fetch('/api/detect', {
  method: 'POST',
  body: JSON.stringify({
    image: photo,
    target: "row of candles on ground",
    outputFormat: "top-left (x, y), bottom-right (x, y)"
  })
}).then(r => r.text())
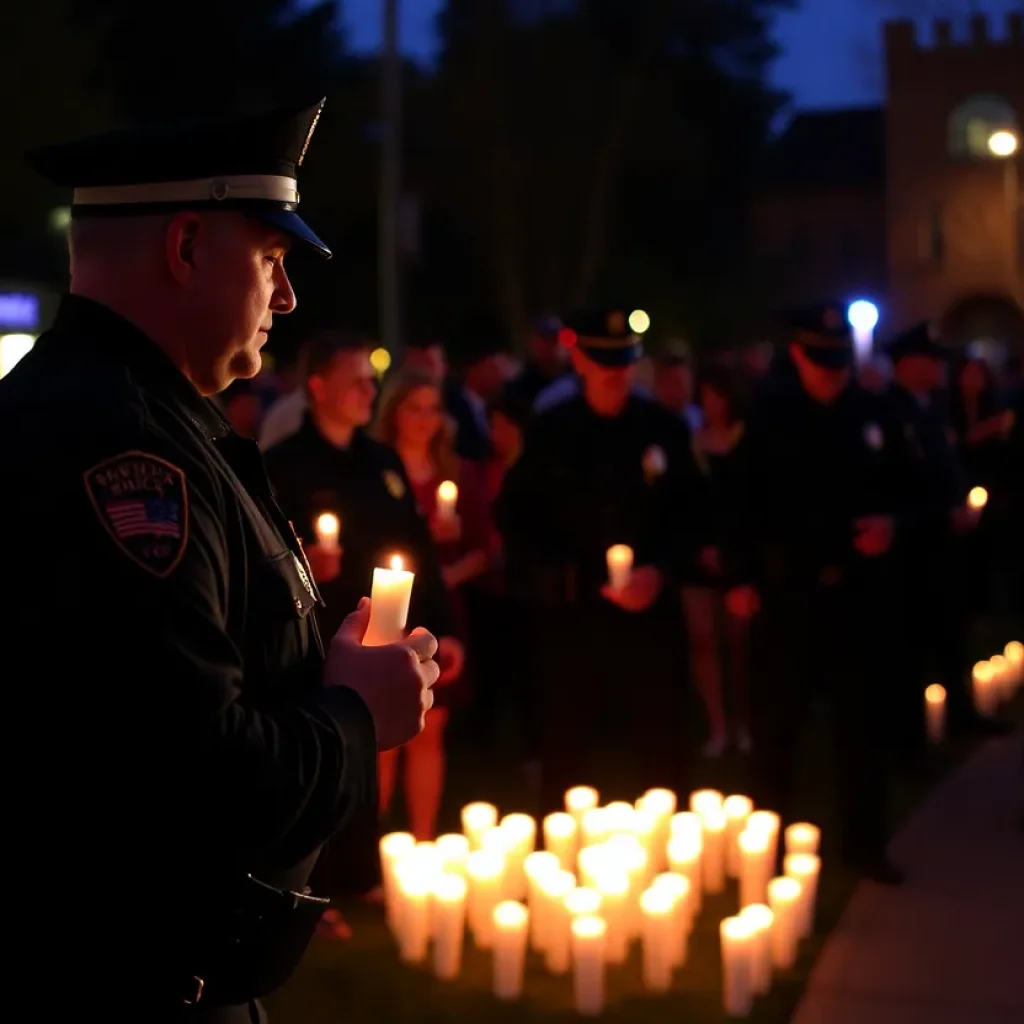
top-left (379, 787), bottom-right (822, 1017)
top-left (924, 641), bottom-right (1023, 742)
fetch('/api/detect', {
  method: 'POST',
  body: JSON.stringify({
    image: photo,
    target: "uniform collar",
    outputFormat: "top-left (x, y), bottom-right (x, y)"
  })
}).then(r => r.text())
top-left (52, 294), bottom-right (230, 439)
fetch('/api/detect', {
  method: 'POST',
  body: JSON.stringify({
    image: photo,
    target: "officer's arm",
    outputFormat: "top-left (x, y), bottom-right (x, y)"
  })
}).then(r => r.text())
top-left (494, 419), bottom-right (563, 559)
top-left (67, 448), bottom-right (375, 867)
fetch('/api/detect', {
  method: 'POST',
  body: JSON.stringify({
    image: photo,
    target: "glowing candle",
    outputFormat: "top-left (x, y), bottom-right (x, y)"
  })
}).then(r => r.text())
top-left (637, 788), bottom-right (677, 873)
top-left (784, 823), bottom-right (820, 858)
top-left (746, 810), bottom-right (781, 872)
top-left (702, 805), bottom-right (728, 894)
top-left (540, 870), bottom-right (577, 974)
top-left (720, 915), bottom-right (755, 1017)
top-left (651, 872), bottom-right (693, 966)
top-left (492, 901), bottom-right (529, 1001)
top-left (394, 861), bottom-right (432, 963)
top-left (606, 544), bottom-right (634, 591)
top-left (603, 800), bottom-right (636, 836)
top-left (766, 876), bottom-right (801, 970)
top-left (784, 853), bottom-right (820, 939)
top-left (432, 873), bottom-right (468, 980)
top-left (524, 851), bottom-right (561, 951)
top-left (461, 801), bottom-right (498, 850)
top-left (967, 486), bottom-right (988, 511)
top-left (581, 807), bottom-right (612, 847)
top-left (593, 871), bottom-right (631, 964)
top-left (925, 684), bottom-right (946, 745)
top-left (436, 479), bottom-right (459, 521)
top-left (572, 915), bottom-right (608, 1017)
top-left (632, 808), bottom-right (661, 875)
top-left (1005, 641), bottom-right (1023, 691)
top-left (972, 661), bottom-right (997, 717)
top-left (640, 886), bottom-right (676, 992)
top-left (465, 850), bottom-right (505, 948)
top-left (989, 655), bottom-right (1010, 702)
top-left (314, 511), bottom-right (340, 552)
top-left (740, 903), bottom-right (774, 995)
top-left (379, 832), bottom-right (416, 934)
top-left (724, 795), bottom-right (753, 878)
top-left (565, 785), bottom-right (600, 828)
top-left (500, 813), bottom-right (537, 901)
top-left (578, 844), bottom-right (613, 890)
top-left (436, 833), bottom-right (470, 877)
top-left (738, 828), bottom-right (772, 908)
top-left (543, 812), bottom-right (578, 872)
top-left (667, 832), bottom-right (703, 913)
top-left (670, 811), bottom-right (704, 844)
top-left (638, 788), bottom-right (677, 818)
top-left (362, 554), bottom-right (415, 646)
top-left (690, 789), bottom-right (724, 817)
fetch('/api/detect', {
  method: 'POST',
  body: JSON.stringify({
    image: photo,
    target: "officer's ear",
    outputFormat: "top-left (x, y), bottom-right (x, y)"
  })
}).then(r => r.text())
top-left (165, 213), bottom-right (203, 281)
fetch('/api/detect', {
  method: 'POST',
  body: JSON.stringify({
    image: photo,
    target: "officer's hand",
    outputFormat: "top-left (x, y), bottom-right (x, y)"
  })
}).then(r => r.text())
top-left (950, 505), bottom-right (980, 536)
top-left (305, 542), bottom-right (342, 584)
top-left (428, 512), bottom-right (463, 546)
top-left (601, 565), bottom-right (664, 612)
top-left (326, 599), bottom-right (440, 751)
top-left (436, 636), bottom-right (466, 685)
top-left (853, 515), bottom-right (895, 557)
top-left (725, 585), bottom-right (760, 619)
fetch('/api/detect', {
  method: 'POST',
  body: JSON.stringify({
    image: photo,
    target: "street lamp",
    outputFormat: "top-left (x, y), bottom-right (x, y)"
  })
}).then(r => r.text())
top-left (847, 299), bottom-right (879, 368)
top-left (987, 129), bottom-right (1019, 158)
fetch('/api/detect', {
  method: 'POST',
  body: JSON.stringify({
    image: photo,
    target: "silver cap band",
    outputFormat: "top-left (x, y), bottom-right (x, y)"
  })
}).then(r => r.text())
top-left (73, 173), bottom-right (299, 207)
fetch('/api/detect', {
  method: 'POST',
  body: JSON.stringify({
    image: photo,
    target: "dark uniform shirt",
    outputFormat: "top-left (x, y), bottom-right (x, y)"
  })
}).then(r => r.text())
top-left (264, 419), bottom-right (455, 642)
top-left (0, 297), bottom-right (376, 1001)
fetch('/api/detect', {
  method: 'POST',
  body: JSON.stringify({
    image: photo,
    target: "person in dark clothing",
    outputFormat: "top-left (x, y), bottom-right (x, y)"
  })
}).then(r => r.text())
top-left (1, 100), bottom-right (438, 1021)
top-left (503, 314), bottom-right (572, 410)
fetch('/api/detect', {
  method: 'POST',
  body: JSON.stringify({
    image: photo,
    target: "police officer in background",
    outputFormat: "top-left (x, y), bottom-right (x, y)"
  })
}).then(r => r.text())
top-left (728, 304), bottom-right (916, 885)
top-left (497, 308), bottom-right (707, 812)
top-left (0, 100), bottom-right (439, 1020)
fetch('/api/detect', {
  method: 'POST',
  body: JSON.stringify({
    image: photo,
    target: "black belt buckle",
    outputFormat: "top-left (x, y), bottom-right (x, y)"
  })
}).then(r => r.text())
top-left (183, 975), bottom-right (204, 1006)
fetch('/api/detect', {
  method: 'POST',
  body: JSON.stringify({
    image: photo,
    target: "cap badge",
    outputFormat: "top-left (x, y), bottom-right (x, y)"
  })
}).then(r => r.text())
top-left (606, 311), bottom-right (626, 334)
top-left (642, 445), bottom-right (667, 482)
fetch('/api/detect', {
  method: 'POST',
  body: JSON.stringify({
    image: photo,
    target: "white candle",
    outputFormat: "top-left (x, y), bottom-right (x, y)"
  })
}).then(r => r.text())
top-left (394, 861), bottom-right (432, 963)
top-left (972, 661), bottom-right (997, 717)
top-left (314, 511), bottom-right (340, 552)
top-left (989, 655), bottom-right (1010, 702)
top-left (379, 831), bottom-right (416, 934)
top-left (500, 813), bottom-right (537, 901)
top-left (604, 800), bottom-right (636, 836)
top-left (720, 915), bottom-right (755, 1017)
top-left (632, 808), bottom-right (661, 874)
top-left (461, 801), bottom-right (498, 850)
top-left (738, 828), bottom-right (772, 908)
top-left (362, 554), bottom-right (415, 646)
top-left (746, 810), bottom-right (781, 872)
top-left (784, 823), bottom-right (821, 858)
top-left (578, 844), bottom-right (613, 890)
top-left (581, 807), bottom-right (612, 847)
top-left (432, 873), bottom-right (467, 980)
top-left (924, 684), bottom-right (946, 745)
top-left (638, 788), bottom-right (678, 818)
top-left (565, 785), bottom-right (600, 828)
top-left (1005, 641), bottom-right (1023, 691)
top-left (651, 872), bottom-right (693, 966)
top-left (540, 870), bottom-right (577, 973)
top-left (667, 832), bottom-right (703, 913)
top-left (606, 544), bottom-right (634, 591)
top-left (637, 789), bottom-right (677, 872)
top-left (524, 851), bottom-right (561, 951)
top-left (465, 850), bottom-right (505, 948)
top-left (967, 486), bottom-right (988, 511)
top-left (572, 915), bottom-right (608, 1017)
top-left (565, 886), bottom-right (603, 921)
top-left (766, 876), bottom-right (802, 970)
top-left (739, 903), bottom-right (774, 995)
top-left (492, 901), bottom-right (529, 1001)
top-left (436, 479), bottom-right (459, 521)
top-left (436, 833), bottom-right (470, 877)
top-left (690, 789), bottom-right (724, 817)
top-left (784, 853), bottom-right (820, 939)
top-left (702, 805), bottom-right (728, 894)
top-left (640, 886), bottom-right (676, 992)
top-left (670, 811), bottom-right (704, 845)
top-left (593, 871), bottom-right (631, 964)
top-left (724, 795), bottom-right (753, 878)
top-left (543, 811), bottom-right (578, 872)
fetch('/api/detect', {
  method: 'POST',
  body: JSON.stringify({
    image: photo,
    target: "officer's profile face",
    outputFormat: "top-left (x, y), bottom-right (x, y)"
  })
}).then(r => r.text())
top-left (168, 212), bottom-right (296, 394)
top-left (789, 343), bottom-right (851, 404)
top-left (395, 384), bottom-right (445, 449)
top-left (572, 347), bottom-right (633, 414)
top-left (308, 349), bottom-right (378, 428)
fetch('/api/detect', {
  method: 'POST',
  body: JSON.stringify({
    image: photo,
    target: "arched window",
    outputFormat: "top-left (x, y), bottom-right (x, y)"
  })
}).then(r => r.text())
top-left (948, 94), bottom-right (1018, 159)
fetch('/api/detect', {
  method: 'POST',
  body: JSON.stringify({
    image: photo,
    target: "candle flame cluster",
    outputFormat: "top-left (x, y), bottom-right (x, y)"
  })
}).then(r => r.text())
top-left (971, 642), bottom-right (1022, 721)
top-left (380, 786), bottom-right (823, 1016)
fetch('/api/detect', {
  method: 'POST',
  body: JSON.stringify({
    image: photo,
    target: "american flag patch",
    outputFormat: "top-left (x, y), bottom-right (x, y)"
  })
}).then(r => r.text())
top-left (105, 499), bottom-right (182, 540)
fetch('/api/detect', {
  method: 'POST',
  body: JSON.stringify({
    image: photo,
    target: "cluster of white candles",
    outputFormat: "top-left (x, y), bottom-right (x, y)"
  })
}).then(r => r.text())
top-left (379, 787), bottom-right (822, 1017)
top-left (971, 642), bottom-right (1023, 720)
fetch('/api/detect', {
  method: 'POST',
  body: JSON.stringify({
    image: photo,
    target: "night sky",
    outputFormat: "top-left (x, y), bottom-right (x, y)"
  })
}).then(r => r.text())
top-left (337, 0), bottom-right (1023, 110)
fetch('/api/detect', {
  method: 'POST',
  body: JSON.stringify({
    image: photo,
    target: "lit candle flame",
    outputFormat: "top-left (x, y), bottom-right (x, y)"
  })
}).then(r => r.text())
top-left (390, 554), bottom-right (404, 572)
top-left (968, 486), bottom-right (988, 511)
top-left (438, 480), bottom-right (458, 502)
top-left (925, 683), bottom-right (946, 705)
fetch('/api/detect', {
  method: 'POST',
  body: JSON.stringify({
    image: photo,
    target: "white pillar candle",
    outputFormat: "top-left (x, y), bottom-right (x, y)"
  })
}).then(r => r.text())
top-left (720, 915), bottom-right (755, 1017)
top-left (593, 871), bottom-right (631, 964)
top-left (1005, 641), bottom-right (1023, 691)
top-left (540, 870), bottom-right (577, 973)
top-left (690, 789), bottom-right (724, 817)
top-left (746, 811), bottom-right (781, 873)
top-left (465, 850), bottom-right (505, 948)
top-left (432, 873), bottom-right (468, 980)
top-left (581, 807), bottom-right (612, 847)
top-left (651, 872), bottom-right (693, 966)
top-left (632, 808), bottom-right (661, 879)
top-left (394, 861), bottom-right (433, 963)
top-left (565, 886), bottom-right (603, 920)
top-left (524, 851), bottom-right (561, 951)
top-left (603, 800), bottom-right (636, 836)
top-left (436, 833), bottom-right (470, 877)
top-left (379, 832), bottom-right (416, 933)
top-left (738, 828), bottom-right (772, 908)
top-left (572, 915), bottom-right (608, 1017)
top-left (702, 805), bottom-right (728, 894)
top-left (766, 876), bottom-right (802, 970)
top-left (543, 811), bottom-right (578, 872)
top-left (500, 813), bottom-right (537, 901)
top-left (638, 787), bottom-right (678, 817)
top-left (739, 903), bottom-right (774, 995)
top-left (924, 684), bottom-right (946, 745)
top-left (667, 832), bottom-right (703, 913)
top-left (784, 823), bottom-right (821, 858)
top-left (362, 554), bottom-right (415, 646)
top-left (492, 901), bottom-right (529, 1001)
top-left (784, 853), bottom-right (820, 939)
top-left (606, 544), bottom-right (634, 591)
top-left (670, 811), bottom-right (704, 845)
top-left (972, 660), bottom-right (996, 717)
top-left (314, 511), bottom-right (340, 552)
top-left (637, 788), bottom-right (677, 872)
top-left (436, 479), bottom-right (459, 521)
top-left (578, 844), bottom-right (613, 890)
top-left (461, 801), bottom-right (498, 850)
top-left (565, 785), bottom-right (600, 828)
top-left (724, 795), bottom-right (753, 878)
top-left (640, 886), bottom-right (676, 993)
top-left (989, 655), bottom-right (1010, 702)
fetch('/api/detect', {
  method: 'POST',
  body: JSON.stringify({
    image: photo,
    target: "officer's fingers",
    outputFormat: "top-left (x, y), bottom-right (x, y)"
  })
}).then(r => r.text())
top-left (418, 657), bottom-right (441, 690)
top-left (422, 687), bottom-right (435, 713)
top-left (402, 627), bottom-right (439, 663)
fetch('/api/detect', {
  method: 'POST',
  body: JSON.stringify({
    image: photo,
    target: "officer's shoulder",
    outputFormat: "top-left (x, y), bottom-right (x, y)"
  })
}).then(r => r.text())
top-left (361, 433), bottom-right (406, 472)
top-left (633, 394), bottom-right (690, 436)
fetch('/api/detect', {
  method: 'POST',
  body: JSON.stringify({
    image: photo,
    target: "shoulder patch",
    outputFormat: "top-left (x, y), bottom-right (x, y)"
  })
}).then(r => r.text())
top-left (83, 450), bottom-right (188, 578)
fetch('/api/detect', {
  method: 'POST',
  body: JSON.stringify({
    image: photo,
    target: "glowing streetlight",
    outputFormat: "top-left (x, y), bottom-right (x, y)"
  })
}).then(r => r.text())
top-left (628, 309), bottom-right (651, 334)
top-left (987, 129), bottom-right (1019, 158)
top-left (847, 300), bottom-right (879, 368)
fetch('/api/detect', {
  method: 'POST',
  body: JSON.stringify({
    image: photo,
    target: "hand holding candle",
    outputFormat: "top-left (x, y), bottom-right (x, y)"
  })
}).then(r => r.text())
top-left (362, 554), bottom-right (415, 647)
top-left (606, 544), bottom-right (634, 591)
top-left (314, 511), bottom-right (341, 552)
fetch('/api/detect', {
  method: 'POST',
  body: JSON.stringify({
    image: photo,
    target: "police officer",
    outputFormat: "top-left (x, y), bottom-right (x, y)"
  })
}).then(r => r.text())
top-left (728, 304), bottom-right (915, 885)
top-left (0, 100), bottom-right (439, 1020)
top-left (497, 308), bottom-right (707, 813)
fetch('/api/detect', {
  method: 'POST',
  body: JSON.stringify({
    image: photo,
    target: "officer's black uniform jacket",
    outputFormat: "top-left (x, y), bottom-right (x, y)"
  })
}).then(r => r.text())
top-left (0, 296), bottom-right (376, 986)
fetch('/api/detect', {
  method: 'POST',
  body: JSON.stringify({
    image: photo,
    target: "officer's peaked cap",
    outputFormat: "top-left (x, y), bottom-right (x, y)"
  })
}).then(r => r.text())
top-left (562, 307), bottom-right (642, 368)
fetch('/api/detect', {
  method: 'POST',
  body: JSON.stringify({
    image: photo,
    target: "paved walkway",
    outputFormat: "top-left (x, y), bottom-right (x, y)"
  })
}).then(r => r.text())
top-left (792, 734), bottom-right (1024, 1024)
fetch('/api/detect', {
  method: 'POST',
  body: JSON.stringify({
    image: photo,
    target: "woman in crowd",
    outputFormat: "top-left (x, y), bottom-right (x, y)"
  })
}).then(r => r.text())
top-left (372, 369), bottom-right (493, 839)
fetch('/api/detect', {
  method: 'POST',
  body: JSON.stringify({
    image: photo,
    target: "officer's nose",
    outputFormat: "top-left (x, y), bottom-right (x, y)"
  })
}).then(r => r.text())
top-left (271, 264), bottom-right (298, 315)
